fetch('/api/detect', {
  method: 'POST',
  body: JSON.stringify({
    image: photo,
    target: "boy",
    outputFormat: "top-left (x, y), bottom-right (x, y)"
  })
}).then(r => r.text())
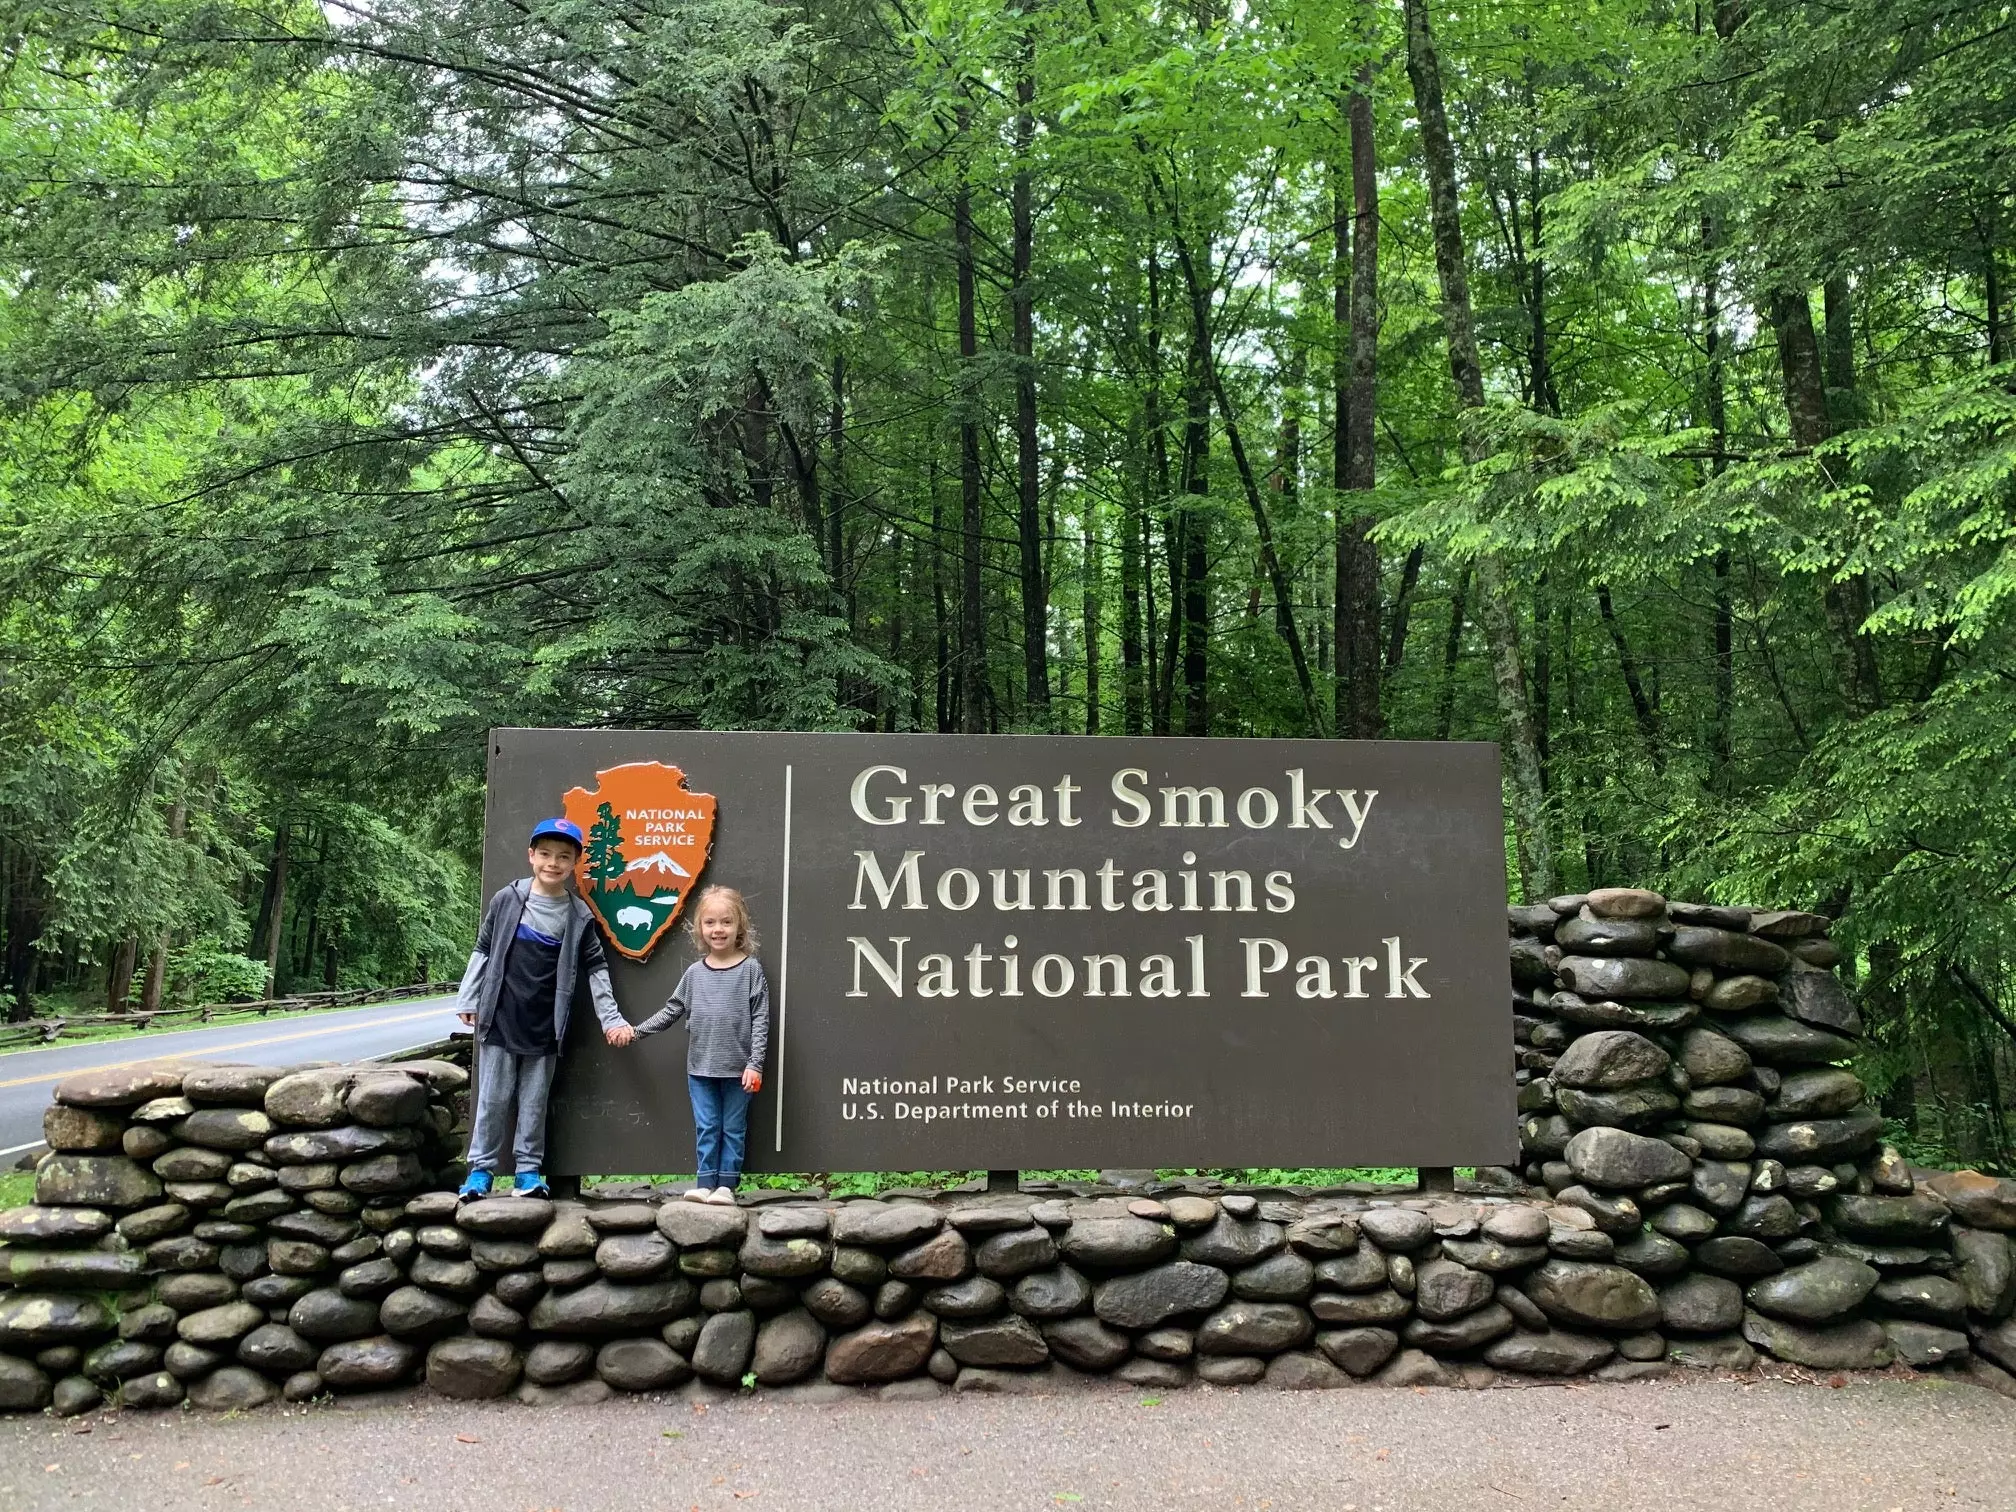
top-left (453, 817), bottom-right (636, 1200)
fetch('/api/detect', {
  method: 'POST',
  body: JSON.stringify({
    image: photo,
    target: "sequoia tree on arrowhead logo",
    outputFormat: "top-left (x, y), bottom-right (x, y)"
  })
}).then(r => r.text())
top-left (560, 762), bottom-right (717, 961)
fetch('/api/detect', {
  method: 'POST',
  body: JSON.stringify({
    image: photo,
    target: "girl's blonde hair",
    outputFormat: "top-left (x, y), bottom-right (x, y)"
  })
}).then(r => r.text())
top-left (687, 885), bottom-right (758, 954)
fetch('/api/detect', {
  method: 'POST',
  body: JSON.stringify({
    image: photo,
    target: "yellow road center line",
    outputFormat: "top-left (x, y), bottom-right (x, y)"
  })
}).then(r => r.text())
top-left (0, 999), bottom-right (456, 1066)
top-left (0, 1007), bottom-right (456, 1091)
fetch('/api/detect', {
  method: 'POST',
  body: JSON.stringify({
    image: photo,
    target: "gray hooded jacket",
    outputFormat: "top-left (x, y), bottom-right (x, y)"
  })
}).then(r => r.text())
top-left (453, 880), bottom-right (627, 1051)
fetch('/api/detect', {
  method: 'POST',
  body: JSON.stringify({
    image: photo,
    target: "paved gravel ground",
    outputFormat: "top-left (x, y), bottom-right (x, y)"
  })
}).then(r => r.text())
top-left (3, 1374), bottom-right (2011, 1512)
top-left (0, 997), bottom-right (461, 1156)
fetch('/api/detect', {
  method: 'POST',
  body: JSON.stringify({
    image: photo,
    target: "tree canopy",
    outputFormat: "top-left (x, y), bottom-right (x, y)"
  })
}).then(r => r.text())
top-left (1, 0), bottom-right (2011, 1166)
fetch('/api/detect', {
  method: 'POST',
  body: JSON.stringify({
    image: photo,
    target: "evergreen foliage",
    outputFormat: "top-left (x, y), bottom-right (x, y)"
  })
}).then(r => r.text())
top-left (0, 0), bottom-right (2009, 1163)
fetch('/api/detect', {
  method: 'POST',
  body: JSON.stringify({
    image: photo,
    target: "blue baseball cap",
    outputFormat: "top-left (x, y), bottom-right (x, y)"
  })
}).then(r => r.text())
top-left (529, 817), bottom-right (585, 849)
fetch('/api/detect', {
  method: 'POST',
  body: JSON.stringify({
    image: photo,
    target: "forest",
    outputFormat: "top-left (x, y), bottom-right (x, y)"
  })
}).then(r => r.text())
top-left (0, 0), bottom-right (2011, 1169)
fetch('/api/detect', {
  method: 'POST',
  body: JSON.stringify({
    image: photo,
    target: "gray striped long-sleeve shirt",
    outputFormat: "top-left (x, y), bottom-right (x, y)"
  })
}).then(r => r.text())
top-left (635, 956), bottom-right (770, 1077)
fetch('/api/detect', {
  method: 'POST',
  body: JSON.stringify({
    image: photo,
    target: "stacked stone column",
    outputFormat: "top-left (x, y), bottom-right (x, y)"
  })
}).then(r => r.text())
top-left (1513, 888), bottom-right (2016, 1372)
top-left (0, 1059), bottom-right (464, 1413)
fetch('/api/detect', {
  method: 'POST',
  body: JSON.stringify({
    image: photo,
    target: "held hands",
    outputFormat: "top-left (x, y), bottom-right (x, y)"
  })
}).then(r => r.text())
top-left (605, 1024), bottom-right (637, 1048)
top-left (741, 1067), bottom-right (762, 1094)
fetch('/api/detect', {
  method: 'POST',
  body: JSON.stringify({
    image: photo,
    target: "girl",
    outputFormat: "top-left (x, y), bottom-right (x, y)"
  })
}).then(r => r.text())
top-left (635, 885), bottom-right (769, 1205)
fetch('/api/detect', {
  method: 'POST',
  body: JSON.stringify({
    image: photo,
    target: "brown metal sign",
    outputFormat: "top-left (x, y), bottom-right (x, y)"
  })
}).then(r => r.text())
top-left (483, 730), bottom-right (1516, 1174)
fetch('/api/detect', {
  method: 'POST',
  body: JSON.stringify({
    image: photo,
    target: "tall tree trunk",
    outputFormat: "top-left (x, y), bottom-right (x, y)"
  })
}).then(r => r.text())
top-left (1526, 145), bottom-right (1559, 416)
top-left (955, 142), bottom-right (988, 735)
top-left (1866, 944), bottom-right (1915, 1131)
top-left (1711, 549), bottom-right (1734, 769)
top-left (826, 352), bottom-right (854, 715)
top-left (1161, 516), bottom-right (1185, 732)
top-left (300, 887), bottom-right (321, 984)
top-left (1384, 546), bottom-right (1425, 677)
top-left (1012, 21), bottom-right (1050, 727)
top-left (139, 933), bottom-right (171, 1014)
top-left (1435, 568), bottom-right (1471, 741)
top-left (1276, 348), bottom-right (1302, 505)
top-left (4, 843), bottom-right (42, 1021)
top-left (260, 822), bottom-right (290, 998)
top-left (1403, 0), bottom-right (1556, 896)
top-left (1146, 248), bottom-right (1176, 735)
top-left (932, 475), bottom-right (951, 733)
top-left (1181, 342), bottom-right (1211, 736)
top-left (1140, 166), bottom-right (1214, 733)
top-left (1044, 448), bottom-right (1064, 705)
top-left (1975, 197), bottom-right (2007, 365)
top-left (1704, 230), bottom-right (1733, 775)
top-left (1597, 586), bottom-right (1663, 769)
top-left (1769, 287), bottom-right (1830, 451)
top-left (887, 536), bottom-right (905, 732)
top-left (1218, 383), bottom-right (1319, 729)
top-left (1082, 516), bottom-right (1101, 734)
top-left (140, 793), bottom-right (187, 1015)
top-left (1771, 282), bottom-right (1880, 709)
top-left (106, 937), bottom-right (138, 1014)
top-left (1120, 476), bottom-right (1146, 734)
top-left (1162, 204), bottom-right (1319, 730)
top-left (1146, 510), bottom-right (1168, 735)
top-left (1532, 573), bottom-right (1551, 788)
top-left (1821, 275), bottom-right (1882, 704)
top-left (827, 353), bottom-right (847, 589)
top-left (1987, 228), bottom-right (2008, 365)
top-left (1334, 53), bottom-right (1381, 737)
top-left (1822, 275), bottom-right (1856, 398)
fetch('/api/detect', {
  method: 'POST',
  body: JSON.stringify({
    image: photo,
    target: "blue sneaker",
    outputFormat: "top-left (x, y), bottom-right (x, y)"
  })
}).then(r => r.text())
top-left (514, 1171), bottom-right (551, 1199)
top-left (456, 1170), bottom-right (493, 1204)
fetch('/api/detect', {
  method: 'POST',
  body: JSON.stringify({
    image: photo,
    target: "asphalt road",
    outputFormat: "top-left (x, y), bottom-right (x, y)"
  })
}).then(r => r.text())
top-left (0, 996), bottom-right (464, 1159)
top-left (0, 1375), bottom-right (2010, 1512)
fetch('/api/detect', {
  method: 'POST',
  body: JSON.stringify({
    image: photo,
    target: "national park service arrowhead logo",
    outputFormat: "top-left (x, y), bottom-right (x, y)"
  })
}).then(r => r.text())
top-left (561, 762), bottom-right (717, 961)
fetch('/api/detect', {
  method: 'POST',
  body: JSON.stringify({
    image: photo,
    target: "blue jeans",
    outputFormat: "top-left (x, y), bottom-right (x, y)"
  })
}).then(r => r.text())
top-left (689, 1074), bottom-right (751, 1189)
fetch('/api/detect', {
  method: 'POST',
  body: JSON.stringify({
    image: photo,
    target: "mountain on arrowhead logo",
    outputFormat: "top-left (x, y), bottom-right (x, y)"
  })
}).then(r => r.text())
top-left (560, 762), bottom-right (717, 961)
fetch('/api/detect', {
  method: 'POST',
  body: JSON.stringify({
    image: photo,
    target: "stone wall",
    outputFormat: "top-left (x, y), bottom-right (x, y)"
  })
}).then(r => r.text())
top-left (0, 1059), bottom-right (466, 1413)
top-left (0, 890), bottom-right (2011, 1414)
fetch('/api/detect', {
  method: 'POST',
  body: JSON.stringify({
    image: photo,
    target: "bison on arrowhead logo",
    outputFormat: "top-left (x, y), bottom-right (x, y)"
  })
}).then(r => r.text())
top-left (561, 762), bottom-right (717, 961)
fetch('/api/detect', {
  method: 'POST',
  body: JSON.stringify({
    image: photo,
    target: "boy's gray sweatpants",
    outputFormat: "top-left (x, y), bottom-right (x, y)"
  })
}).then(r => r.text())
top-left (466, 1040), bottom-right (557, 1174)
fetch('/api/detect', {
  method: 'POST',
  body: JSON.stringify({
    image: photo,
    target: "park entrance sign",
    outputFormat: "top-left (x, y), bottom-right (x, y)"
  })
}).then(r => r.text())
top-left (482, 730), bottom-right (1517, 1174)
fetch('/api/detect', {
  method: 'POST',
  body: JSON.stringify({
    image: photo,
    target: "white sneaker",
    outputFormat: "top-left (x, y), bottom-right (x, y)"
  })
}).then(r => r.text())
top-left (705, 1186), bottom-right (737, 1205)
top-left (682, 1186), bottom-right (711, 1202)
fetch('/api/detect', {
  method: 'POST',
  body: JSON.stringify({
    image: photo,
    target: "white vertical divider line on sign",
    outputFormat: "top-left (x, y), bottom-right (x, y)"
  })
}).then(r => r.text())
top-left (774, 762), bottom-right (793, 1153)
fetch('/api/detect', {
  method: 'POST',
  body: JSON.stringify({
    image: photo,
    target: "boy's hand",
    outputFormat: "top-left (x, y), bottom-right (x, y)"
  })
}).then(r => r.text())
top-left (605, 1024), bottom-right (637, 1047)
top-left (741, 1068), bottom-right (762, 1094)
top-left (456, 1011), bottom-right (475, 1028)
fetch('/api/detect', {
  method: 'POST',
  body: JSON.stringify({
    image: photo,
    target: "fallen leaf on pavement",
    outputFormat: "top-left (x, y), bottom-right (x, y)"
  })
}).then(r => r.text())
top-left (455, 1435), bottom-right (481, 1444)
